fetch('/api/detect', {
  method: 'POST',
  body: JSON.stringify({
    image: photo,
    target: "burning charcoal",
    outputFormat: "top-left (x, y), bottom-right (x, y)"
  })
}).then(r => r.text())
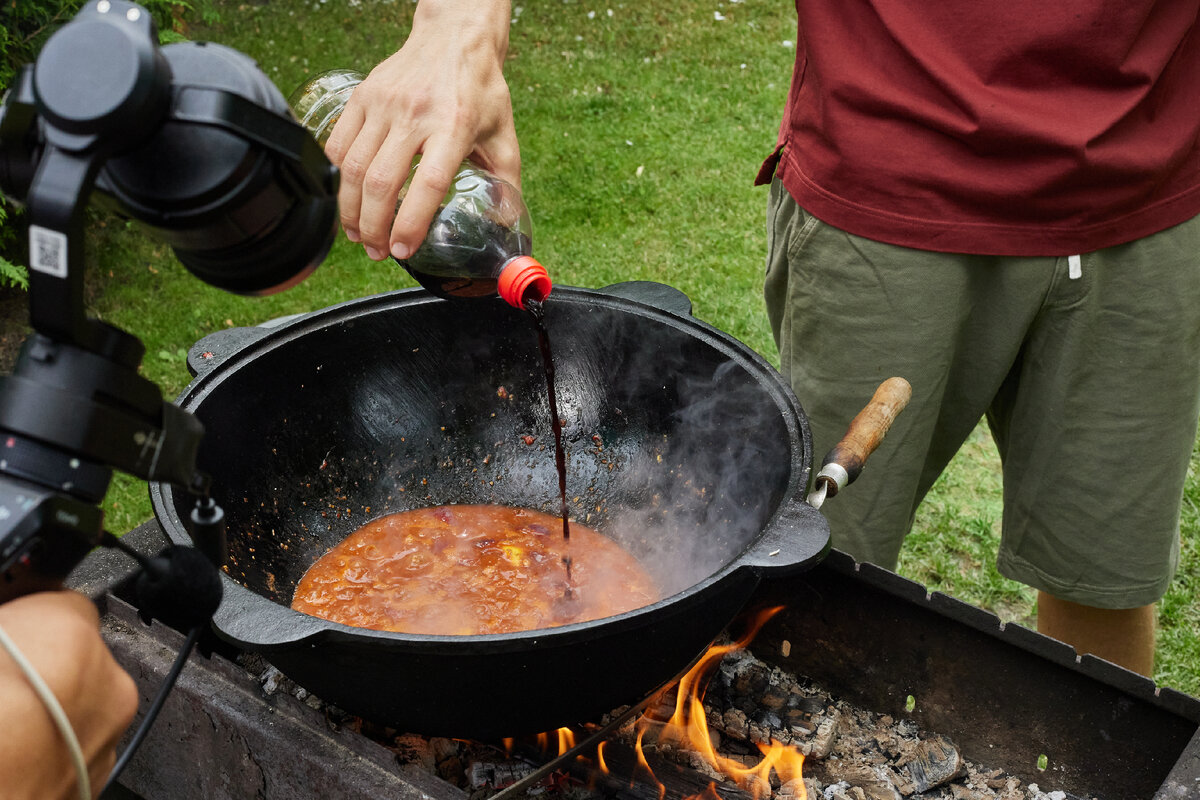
top-left (684, 751), bottom-right (725, 784)
top-left (747, 722), bottom-right (770, 746)
top-left (733, 661), bottom-right (772, 697)
top-left (723, 708), bottom-right (750, 741)
top-left (905, 735), bottom-right (966, 793)
top-left (822, 781), bottom-right (855, 799)
top-left (259, 666), bottom-right (283, 695)
top-left (735, 696), bottom-right (760, 715)
top-left (777, 778), bottom-right (806, 800)
top-left (436, 756), bottom-right (466, 786)
top-left (394, 733), bottom-right (437, 774)
top-left (754, 710), bottom-right (784, 731)
top-left (790, 694), bottom-right (828, 720)
top-left (837, 765), bottom-right (902, 800)
top-left (1026, 785), bottom-right (1071, 800)
top-left (467, 759), bottom-right (536, 790)
top-left (782, 707), bottom-right (816, 732)
top-left (761, 686), bottom-right (789, 711)
top-left (807, 712), bottom-right (840, 760)
top-left (978, 768), bottom-right (1005, 790)
top-left (871, 729), bottom-right (903, 759)
top-left (429, 737), bottom-right (459, 764)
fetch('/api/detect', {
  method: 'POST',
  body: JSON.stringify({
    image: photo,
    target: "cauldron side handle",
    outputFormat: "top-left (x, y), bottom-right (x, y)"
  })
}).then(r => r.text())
top-left (214, 578), bottom-right (333, 648)
top-left (736, 496), bottom-right (831, 577)
top-left (597, 281), bottom-right (694, 317)
top-left (185, 312), bottom-right (312, 377)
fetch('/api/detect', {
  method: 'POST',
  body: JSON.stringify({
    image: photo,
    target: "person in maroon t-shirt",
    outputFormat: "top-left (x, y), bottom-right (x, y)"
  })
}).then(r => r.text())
top-left (325, 0), bottom-right (1200, 678)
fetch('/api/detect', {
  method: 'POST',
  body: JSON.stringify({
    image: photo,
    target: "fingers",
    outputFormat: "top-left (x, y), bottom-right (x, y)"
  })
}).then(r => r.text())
top-left (389, 145), bottom-right (460, 260)
top-left (0, 591), bottom-right (137, 800)
top-left (356, 129), bottom-right (422, 261)
top-left (323, 102), bottom-right (368, 243)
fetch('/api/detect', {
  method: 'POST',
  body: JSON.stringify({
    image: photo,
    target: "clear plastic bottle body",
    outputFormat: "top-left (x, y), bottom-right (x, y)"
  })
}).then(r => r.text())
top-left (400, 162), bottom-right (533, 299)
top-left (289, 70), bottom-right (550, 307)
top-left (288, 69), bottom-right (362, 148)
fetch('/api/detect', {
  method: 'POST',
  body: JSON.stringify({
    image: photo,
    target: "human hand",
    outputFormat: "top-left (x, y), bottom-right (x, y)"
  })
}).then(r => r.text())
top-left (0, 591), bottom-right (138, 799)
top-left (324, 0), bottom-right (520, 262)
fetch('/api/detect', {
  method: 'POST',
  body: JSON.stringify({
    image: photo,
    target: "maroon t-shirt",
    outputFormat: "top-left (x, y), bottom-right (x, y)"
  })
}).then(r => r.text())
top-left (758, 2), bottom-right (1200, 255)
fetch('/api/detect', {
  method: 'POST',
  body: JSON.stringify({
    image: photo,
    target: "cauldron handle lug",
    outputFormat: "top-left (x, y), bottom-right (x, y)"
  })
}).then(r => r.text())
top-left (737, 495), bottom-right (831, 576)
top-left (597, 281), bottom-right (693, 317)
top-left (215, 579), bottom-right (331, 647)
top-left (186, 313), bottom-right (308, 377)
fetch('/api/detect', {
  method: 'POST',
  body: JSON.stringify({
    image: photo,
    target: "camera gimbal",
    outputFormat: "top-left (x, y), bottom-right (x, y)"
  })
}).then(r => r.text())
top-left (0, 0), bottom-right (338, 604)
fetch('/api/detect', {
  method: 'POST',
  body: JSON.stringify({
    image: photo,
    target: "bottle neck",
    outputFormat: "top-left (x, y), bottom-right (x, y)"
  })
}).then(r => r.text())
top-left (497, 255), bottom-right (552, 308)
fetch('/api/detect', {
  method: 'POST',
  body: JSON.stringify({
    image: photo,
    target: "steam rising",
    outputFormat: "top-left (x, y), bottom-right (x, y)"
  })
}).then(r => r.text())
top-left (570, 310), bottom-right (797, 597)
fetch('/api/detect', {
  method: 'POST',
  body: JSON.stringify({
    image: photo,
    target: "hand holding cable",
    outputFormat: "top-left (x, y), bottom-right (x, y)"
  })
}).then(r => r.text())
top-left (0, 591), bottom-right (137, 800)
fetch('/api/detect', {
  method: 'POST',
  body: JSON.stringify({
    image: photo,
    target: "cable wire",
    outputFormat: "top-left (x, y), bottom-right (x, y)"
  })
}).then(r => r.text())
top-left (101, 624), bottom-right (202, 796)
top-left (0, 621), bottom-right (91, 800)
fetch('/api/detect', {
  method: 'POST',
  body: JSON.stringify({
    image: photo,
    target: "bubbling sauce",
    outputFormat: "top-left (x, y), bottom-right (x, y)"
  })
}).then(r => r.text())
top-left (291, 505), bottom-right (659, 635)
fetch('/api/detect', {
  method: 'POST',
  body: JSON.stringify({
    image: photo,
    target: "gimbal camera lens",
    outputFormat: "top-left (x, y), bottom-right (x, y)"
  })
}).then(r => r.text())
top-left (97, 41), bottom-right (339, 295)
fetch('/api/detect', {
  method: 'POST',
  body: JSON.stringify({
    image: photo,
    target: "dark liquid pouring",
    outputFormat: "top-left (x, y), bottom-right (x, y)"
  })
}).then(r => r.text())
top-left (524, 298), bottom-right (574, 593)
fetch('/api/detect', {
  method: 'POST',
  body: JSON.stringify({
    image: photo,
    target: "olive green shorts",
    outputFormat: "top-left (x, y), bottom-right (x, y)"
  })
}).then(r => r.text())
top-left (764, 177), bottom-right (1200, 609)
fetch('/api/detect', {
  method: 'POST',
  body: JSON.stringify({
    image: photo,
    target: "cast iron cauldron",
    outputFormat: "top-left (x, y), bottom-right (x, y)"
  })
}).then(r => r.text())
top-left (150, 282), bottom-right (829, 738)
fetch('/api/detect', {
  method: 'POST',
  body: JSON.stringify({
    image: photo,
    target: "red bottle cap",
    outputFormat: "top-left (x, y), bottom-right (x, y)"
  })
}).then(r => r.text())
top-left (497, 255), bottom-right (552, 308)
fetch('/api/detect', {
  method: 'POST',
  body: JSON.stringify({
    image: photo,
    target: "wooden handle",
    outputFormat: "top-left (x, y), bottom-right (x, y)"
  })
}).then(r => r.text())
top-left (816, 377), bottom-right (912, 496)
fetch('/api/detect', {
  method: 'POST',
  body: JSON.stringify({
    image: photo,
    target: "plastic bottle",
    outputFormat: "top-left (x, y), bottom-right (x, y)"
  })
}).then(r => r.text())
top-left (289, 70), bottom-right (551, 308)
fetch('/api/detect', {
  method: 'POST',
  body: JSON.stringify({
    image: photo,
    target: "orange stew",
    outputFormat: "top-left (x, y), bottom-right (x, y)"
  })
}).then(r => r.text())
top-left (292, 505), bottom-right (659, 635)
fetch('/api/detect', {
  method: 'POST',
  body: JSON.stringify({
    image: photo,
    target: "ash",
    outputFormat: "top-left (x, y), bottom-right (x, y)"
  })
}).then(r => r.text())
top-left (240, 644), bottom-right (1093, 800)
top-left (603, 645), bottom-right (1093, 800)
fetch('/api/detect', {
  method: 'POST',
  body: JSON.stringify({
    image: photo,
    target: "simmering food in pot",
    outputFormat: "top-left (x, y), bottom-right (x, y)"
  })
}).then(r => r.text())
top-left (292, 505), bottom-right (659, 635)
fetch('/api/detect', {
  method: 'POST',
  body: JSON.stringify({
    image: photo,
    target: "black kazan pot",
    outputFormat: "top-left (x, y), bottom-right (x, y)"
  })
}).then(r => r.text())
top-left (150, 281), bottom-right (829, 739)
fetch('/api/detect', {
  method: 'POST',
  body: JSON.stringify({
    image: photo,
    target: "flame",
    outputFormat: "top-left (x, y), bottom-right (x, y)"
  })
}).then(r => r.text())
top-left (634, 727), bottom-right (666, 800)
top-left (557, 727), bottom-right (576, 756)
top-left (512, 607), bottom-right (805, 800)
top-left (627, 606), bottom-right (807, 800)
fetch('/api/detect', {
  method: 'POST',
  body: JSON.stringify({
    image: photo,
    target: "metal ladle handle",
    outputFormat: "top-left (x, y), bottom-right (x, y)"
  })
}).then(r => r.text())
top-left (807, 377), bottom-right (912, 509)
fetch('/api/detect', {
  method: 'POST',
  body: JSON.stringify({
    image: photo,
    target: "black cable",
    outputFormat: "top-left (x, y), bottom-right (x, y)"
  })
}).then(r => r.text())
top-left (100, 624), bottom-right (202, 796)
top-left (96, 528), bottom-right (223, 796)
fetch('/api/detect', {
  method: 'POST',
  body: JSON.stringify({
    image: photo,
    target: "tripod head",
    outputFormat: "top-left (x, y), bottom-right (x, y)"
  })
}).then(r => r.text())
top-left (0, 0), bottom-right (339, 603)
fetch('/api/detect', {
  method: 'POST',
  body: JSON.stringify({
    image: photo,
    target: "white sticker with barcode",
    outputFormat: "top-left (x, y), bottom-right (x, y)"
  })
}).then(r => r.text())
top-left (29, 224), bottom-right (69, 278)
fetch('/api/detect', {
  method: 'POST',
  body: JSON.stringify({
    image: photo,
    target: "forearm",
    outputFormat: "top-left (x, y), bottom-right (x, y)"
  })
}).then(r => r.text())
top-left (410, 0), bottom-right (511, 59)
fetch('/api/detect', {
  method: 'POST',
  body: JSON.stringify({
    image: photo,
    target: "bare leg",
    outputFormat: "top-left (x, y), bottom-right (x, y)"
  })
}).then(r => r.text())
top-left (1036, 591), bottom-right (1156, 676)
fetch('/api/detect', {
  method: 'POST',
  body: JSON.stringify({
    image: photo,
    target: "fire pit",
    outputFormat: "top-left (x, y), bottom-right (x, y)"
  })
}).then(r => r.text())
top-left (74, 523), bottom-right (1200, 800)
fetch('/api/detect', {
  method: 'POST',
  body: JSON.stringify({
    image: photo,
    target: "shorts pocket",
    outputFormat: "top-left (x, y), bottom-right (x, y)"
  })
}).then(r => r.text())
top-left (766, 178), bottom-right (821, 277)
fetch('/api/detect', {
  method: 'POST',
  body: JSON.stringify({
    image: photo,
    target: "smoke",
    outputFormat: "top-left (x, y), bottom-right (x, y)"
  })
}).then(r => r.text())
top-left (557, 304), bottom-right (801, 599)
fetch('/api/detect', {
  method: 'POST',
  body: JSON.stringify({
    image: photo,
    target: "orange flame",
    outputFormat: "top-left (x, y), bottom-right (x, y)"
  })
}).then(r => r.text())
top-left (631, 606), bottom-right (807, 800)
top-left (634, 727), bottom-right (666, 800)
top-left (557, 727), bottom-right (576, 756)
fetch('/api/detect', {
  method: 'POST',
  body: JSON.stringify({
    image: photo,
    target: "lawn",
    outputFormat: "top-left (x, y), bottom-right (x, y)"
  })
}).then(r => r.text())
top-left (10, 0), bottom-right (1198, 694)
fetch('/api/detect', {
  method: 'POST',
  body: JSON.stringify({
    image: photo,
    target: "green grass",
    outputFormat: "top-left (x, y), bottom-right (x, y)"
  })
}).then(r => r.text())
top-left (32, 0), bottom-right (1200, 695)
